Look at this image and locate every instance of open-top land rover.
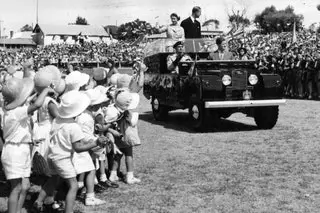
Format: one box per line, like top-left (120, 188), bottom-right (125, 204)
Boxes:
top-left (143, 39), bottom-right (286, 131)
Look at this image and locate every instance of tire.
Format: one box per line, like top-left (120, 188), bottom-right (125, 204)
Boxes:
top-left (254, 106), bottom-right (279, 129)
top-left (189, 102), bottom-right (210, 132)
top-left (219, 111), bottom-right (232, 119)
top-left (152, 97), bottom-right (169, 121)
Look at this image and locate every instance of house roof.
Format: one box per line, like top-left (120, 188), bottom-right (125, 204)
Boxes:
top-left (0, 38), bottom-right (36, 46)
top-left (12, 31), bottom-right (33, 39)
top-left (33, 24), bottom-right (110, 37)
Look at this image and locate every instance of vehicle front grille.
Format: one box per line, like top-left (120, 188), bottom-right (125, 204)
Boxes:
top-left (232, 70), bottom-right (247, 90)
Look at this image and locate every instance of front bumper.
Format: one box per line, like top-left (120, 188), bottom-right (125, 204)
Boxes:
top-left (204, 99), bottom-right (286, 109)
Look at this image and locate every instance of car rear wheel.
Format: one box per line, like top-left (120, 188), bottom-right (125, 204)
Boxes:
top-left (254, 106), bottom-right (279, 129)
top-left (152, 97), bottom-right (169, 121)
top-left (189, 102), bottom-right (210, 131)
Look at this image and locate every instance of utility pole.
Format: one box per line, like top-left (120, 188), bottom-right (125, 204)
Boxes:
top-left (36, 0), bottom-right (39, 24)
top-left (0, 20), bottom-right (2, 38)
top-left (3, 28), bottom-right (5, 48)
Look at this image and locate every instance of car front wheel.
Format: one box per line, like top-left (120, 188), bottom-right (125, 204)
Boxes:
top-left (254, 106), bottom-right (279, 129)
top-left (189, 102), bottom-right (210, 131)
top-left (152, 97), bottom-right (169, 121)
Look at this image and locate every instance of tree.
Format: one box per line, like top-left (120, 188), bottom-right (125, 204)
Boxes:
top-left (20, 24), bottom-right (33, 32)
top-left (254, 6), bottom-right (303, 33)
top-left (224, 0), bottom-right (250, 31)
top-left (228, 10), bottom-right (250, 30)
top-left (104, 25), bottom-right (119, 38)
top-left (117, 19), bottom-right (159, 41)
top-left (75, 16), bottom-right (89, 25)
top-left (202, 19), bottom-right (220, 29)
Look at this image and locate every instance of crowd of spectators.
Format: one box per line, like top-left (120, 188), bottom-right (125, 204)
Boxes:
top-left (0, 40), bottom-right (145, 70)
top-left (1, 29), bottom-right (320, 99)
top-left (228, 30), bottom-right (320, 99)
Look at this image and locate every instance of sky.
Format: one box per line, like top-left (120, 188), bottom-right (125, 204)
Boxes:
top-left (0, 0), bottom-right (319, 34)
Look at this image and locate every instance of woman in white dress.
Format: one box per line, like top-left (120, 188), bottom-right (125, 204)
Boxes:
top-left (159, 13), bottom-right (185, 52)
top-left (159, 13), bottom-right (185, 40)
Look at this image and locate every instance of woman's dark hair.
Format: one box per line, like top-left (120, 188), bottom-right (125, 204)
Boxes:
top-left (238, 47), bottom-right (247, 55)
top-left (170, 13), bottom-right (180, 21)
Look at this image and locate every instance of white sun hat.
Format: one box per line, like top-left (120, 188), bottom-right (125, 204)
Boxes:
top-left (58, 90), bottom-right (91, 119)
top-left (110, 73), bottom-right (121, 87)
top-left (94, 85), bottom-right (108, 95)
top-left (93, 67), bottom-right (108, 81)
top-left (115, 90), bottom-right (140, 111)
top-left (65, 71), bottom-right (90, 92)
top-left (84, 87), bottom-right (109, 106)
top-left (103, 104), bottom-right (122, 123)
top-left (34, 65), bottom-right (61, 92)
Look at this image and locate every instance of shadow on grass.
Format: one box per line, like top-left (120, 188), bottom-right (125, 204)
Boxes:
top-left (139, 111), bottom-right (258, 133)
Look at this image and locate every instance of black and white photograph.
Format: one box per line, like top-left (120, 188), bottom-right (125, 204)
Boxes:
top-left (0, 0), bottom-right (319, 212)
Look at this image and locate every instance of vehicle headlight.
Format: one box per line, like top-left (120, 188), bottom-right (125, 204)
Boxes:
top-left (248, 74), bottom-right (258, 85)
top-left (222, 75), bottom-right (232, 86)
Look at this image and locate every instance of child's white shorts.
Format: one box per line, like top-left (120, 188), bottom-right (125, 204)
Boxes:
top-left (72, 151), bottom-right (95, 175)
top-left (49, 158), bottom-right (77, 179)
top-left (1, 143), bottom-right (32, 180)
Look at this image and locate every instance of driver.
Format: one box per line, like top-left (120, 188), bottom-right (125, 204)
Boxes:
top-left (167, 41), bottom-right (192, 74)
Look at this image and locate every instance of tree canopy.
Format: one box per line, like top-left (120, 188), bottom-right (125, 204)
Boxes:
top-left (117, 19), bottom-right (159, 41)
top-left (228, 10), bottom-right (250, 30)
top-left (20, 24), bottom-right (33, 32)
top-left (75, 16), bottom-right (89, 25)
top-left (254, 6), bottom-right (303, 33)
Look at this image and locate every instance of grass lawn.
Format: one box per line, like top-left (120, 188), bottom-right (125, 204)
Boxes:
top-left (0, 69), bottom-right (320, 212)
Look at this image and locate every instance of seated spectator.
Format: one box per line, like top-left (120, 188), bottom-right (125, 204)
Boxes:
top-left (237, 47), bottom-right (249, 60)
top-left (208, 37), bottom-right (234, 60)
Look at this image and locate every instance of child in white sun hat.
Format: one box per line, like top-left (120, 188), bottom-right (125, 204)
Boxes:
top-left (64, 71), bottom-right (90, 93)
top-left (88, 85), bottom-right (118, 187)
top-left (103, 90), bottom-right (142, 184)
top-left (114, 61), bottom-right (146, 93)
top-left (32, 65), bottom-right (62, 211)
top-left (48, 90), bottom-right (109, 213)
top-left (1, 77), bottom-right (55, 213)
top-left (72, 88), bottom-right (110, 206)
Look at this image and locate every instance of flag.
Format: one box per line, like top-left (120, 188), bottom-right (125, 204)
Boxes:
top-left (292, 21), bottom-right (297, 43)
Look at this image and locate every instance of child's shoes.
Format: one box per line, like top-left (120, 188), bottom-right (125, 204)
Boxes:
top-left (125, 172), bottom-right (141, 184)
top-left (109, 171), bottom-right (120, 182)
top-left (85, 197), bottom-right (106, 206)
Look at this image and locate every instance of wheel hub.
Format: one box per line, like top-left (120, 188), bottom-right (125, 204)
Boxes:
top-left (153, 99), bottom-right (160, 110)
top-left (191, 105), bottom-right (200, 119)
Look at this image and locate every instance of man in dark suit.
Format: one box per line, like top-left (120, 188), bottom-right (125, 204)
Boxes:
top-left (180, 6), bottom-right (202, 39)
top-left (208, 37), bottom-right (234, 60)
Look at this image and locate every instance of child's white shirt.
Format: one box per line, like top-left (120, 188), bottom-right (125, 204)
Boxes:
top-left (2, 105), bottom-right (32, 143)
top-left (48, 117), bottom-right (84, 162)
top-left (76, 110), bottom-right (97, 142)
